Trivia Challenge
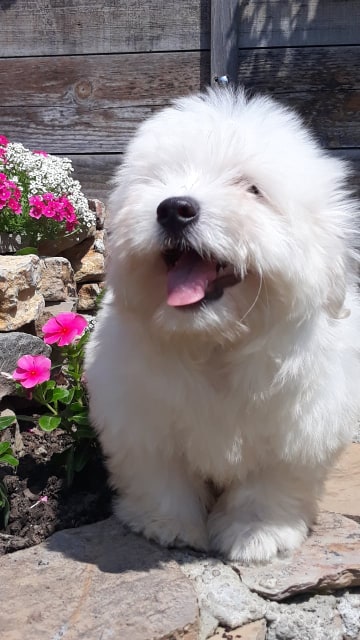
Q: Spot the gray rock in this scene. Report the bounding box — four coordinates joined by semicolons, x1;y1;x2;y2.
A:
37;225;96;256
337;591;360;639
62;230;107;284
209;620;267;640
0;333;51;398
0;255;44;331
265;595;343;640
88;198;107;230
77;282;105;311
2;516;199;640
39;257;76;302
173;552;266;636
233;512;360;600
199;610;219;640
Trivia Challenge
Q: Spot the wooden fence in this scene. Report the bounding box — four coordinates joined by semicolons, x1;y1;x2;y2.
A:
0;0;359;200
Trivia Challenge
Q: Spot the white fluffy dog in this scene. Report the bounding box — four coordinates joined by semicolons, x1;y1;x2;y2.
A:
85;88;360;563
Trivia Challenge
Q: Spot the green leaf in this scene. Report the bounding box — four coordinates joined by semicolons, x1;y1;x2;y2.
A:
0;416;17;430
72;426;96;440
15;247;38;256
0;441;18;467
71;414;89;426
38;415;62;432
70;401;84;412
0;442;12;456
0;453;19;467
0;482;10;528
65;445;75;486
60;387;75;405
44;380;56;391
52;388;71;403
0;490;6;509
43;381;57;402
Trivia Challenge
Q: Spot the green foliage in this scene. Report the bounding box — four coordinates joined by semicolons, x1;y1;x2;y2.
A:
0;441;19;468
0;417;19;527
13;325;98;486
0;416;17;430
0;317;98;530
0;481;10;528
0;140;96;243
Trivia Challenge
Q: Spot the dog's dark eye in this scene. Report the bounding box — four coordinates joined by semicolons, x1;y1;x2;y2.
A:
248;185;260;196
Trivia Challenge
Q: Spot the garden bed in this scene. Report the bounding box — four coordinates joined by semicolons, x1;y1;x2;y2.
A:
0;421;112;555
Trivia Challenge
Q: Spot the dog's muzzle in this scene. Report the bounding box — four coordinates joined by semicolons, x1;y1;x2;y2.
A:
157;196;199;237
156;196;243;309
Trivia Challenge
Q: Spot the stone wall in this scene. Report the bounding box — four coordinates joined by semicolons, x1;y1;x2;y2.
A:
0;199;107;399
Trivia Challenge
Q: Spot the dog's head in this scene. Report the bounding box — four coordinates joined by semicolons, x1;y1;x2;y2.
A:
108;88;357;343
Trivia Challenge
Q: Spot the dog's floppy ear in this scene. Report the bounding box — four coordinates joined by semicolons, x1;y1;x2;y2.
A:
323;256;350;319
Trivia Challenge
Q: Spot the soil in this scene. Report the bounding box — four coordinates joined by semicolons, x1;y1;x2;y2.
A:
0;420;112;555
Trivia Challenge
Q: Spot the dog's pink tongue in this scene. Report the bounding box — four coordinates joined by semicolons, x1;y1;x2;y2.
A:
167;252;217;306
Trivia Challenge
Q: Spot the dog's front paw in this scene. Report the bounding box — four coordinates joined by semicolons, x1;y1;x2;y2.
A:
208;510;308;563
114;495;208;551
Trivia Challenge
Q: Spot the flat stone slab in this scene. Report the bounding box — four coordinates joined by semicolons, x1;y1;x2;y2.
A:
320;443;360;518
233;512;360;601
176;555;266;634
2;517;199;640
209;620;266;640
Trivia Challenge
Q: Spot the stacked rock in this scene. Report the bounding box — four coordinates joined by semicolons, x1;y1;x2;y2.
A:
0;199;107;399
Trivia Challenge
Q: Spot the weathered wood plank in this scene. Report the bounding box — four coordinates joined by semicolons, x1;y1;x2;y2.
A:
68;154;121;201
0;0;210;57
68;149;360;203
1;0;359;57
0;51;209;108
0;51;208;153
238;0;360;47
0;47;358;153
237;46;360;149
211;0;239;85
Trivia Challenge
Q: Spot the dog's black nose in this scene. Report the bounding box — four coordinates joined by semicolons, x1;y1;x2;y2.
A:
157;196;199;233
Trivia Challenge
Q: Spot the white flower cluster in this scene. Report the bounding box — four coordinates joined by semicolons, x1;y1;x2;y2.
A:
4;143;96;230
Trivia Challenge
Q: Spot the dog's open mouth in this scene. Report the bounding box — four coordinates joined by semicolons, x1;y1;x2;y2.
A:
161;247;242;308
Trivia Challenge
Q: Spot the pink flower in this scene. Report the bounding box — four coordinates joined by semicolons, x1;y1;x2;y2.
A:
7;197;22;214
33;150;48;157
13;355;51;389
28;193;78;230
0;173;22;213
0;185;11;205
42;313;88;346
0;135;9;147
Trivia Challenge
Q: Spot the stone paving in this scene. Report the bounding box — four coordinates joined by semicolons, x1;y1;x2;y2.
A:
2;444;360;640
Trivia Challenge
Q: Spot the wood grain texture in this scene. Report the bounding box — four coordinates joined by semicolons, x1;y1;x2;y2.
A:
211;0;239;85
1;0;359;58
238;0;360;47
0;47;358;153
237;45;360;149
0;50;209;153
0;51;209;108
68;154;121;201
0;0;210;57
70;149;360;203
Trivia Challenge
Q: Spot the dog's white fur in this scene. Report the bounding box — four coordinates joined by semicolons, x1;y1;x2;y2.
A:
85;88;360;563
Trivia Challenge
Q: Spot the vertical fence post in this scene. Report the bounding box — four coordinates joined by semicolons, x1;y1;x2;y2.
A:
211;0;239;87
